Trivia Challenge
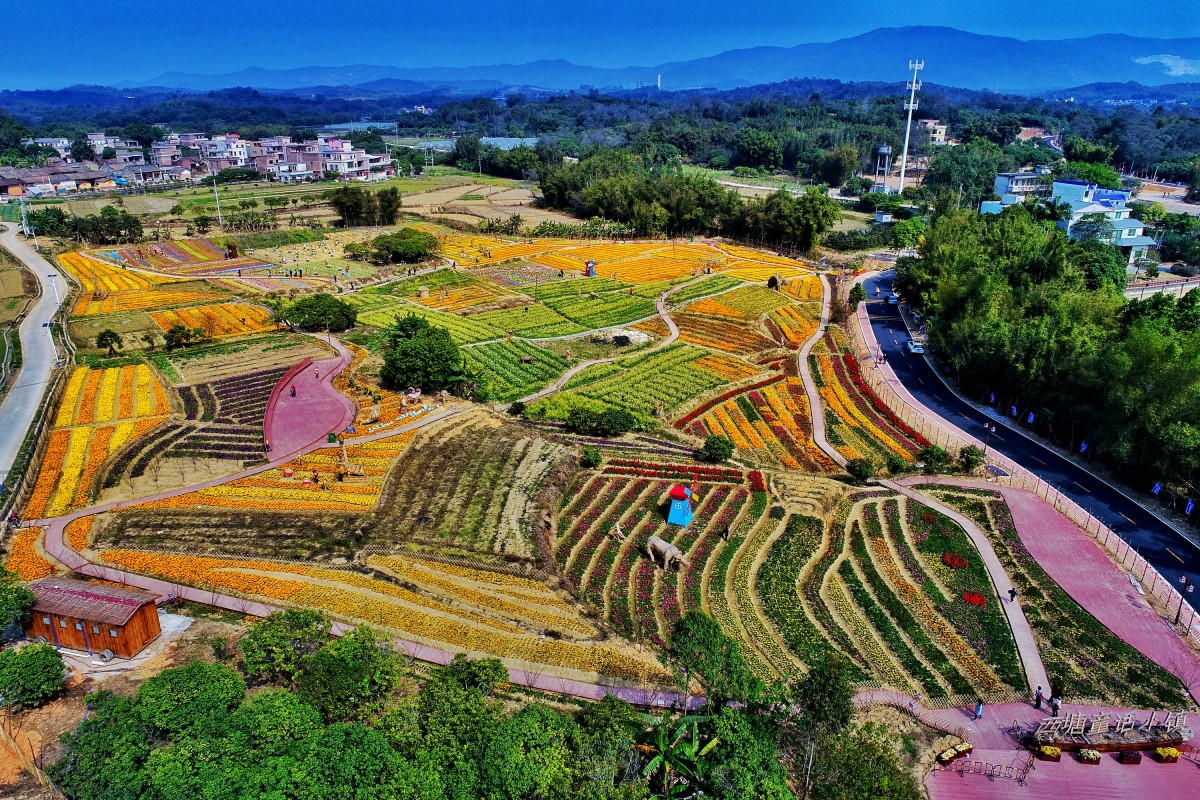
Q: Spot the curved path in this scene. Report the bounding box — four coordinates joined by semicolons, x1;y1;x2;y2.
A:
797;271;847;468
265;334;357;456
859;270;1200;586
0;225;64;482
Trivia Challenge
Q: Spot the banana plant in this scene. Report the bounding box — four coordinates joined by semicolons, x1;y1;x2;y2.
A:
636;713;719;798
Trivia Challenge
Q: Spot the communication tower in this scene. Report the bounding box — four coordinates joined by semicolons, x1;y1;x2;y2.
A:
897;60;924;194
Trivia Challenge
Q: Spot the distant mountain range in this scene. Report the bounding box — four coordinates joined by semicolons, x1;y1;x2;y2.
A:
123;26;1200;95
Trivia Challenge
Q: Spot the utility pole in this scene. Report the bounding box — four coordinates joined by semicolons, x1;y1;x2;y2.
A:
897;60;924;195
212;174;224;227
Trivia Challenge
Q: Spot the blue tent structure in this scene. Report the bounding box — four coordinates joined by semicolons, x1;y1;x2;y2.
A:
667;485;693;527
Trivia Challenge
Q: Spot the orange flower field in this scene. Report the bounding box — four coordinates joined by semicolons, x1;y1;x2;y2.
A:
4;527;56;581
150;303;277;338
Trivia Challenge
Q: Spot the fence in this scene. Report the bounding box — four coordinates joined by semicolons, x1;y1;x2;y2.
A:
846;300;1200;651
931;751;1034;785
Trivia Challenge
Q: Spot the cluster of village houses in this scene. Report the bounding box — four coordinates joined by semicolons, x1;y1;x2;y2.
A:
0;130;393;198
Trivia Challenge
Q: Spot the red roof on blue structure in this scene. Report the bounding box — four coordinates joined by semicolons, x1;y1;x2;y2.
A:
669;485;691;500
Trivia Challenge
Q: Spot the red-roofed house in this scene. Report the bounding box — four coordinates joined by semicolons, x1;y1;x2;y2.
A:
23;577;162;659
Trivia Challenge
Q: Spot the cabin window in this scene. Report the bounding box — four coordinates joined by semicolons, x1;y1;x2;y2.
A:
59;620;67;628
92;626;100;634
41;617;50;625
75;622;83;630
109;630;118;638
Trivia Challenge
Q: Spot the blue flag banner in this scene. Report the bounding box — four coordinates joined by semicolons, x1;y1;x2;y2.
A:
1152;482;1163;495
1027;412;1035;424
1010;405;1018;416
1188;499;1195;516
1080;441;1088;453
989;392;995;403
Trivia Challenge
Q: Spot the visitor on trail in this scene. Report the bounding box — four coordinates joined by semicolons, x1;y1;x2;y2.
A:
973;699;984;720
314;368;320;380
290;386;297;398
1050;697;1061;717
721;526;730;542
875;286;880;296
1008;588;1018;603
1034;686;1044;709
265;440;271;452
909;692;922;711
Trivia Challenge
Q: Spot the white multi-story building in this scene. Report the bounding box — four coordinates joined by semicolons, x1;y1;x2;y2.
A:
1052;180;1155;264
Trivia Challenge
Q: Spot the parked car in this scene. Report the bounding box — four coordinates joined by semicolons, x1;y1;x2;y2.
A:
906;339;925;354
887;293;900;305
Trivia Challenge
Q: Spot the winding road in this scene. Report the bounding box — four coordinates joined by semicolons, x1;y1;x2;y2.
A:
860;270;1200;586
0;225;65;490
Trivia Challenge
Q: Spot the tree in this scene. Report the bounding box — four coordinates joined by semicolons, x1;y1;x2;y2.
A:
163;324;208;351
847;284;866;310
370;228;438;264
193;214;213;234
298;626;403;723
791;651;855;737
701;435;735;463
100;147;117;160
241;609;332;684
49;691;151;800
1058;161;1122;189
916;445;952;473
137;661;245;736
281;294;357;332
581;446;602;468
890;217;925;250
95;329;123;357
0;643;64;710
1072;212;1116;243
817;145;860;187
0;566;35;631
380;316;465;393
1132;201;1167;224
705;708;793;800
669;611;760;701
70;137;95;162
1069;239;1127;292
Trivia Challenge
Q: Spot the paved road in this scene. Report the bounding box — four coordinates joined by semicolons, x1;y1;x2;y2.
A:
861;271;1200;585
0;225;64;487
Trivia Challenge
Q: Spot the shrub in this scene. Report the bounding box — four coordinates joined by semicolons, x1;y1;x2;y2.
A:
580;446;602;468
0;644;65;710
137;661;245;735
846;457;877;483
916;445;952;473
701;435;735;463
957;444;984;473
507;400;526;417
884;452;908;474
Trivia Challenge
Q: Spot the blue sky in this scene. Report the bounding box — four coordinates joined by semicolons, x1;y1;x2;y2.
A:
5;0;1200;89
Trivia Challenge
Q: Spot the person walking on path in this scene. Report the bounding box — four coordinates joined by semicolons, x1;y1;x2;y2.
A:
1008;588;1018;603
314;368;320;381
973;699;984;720
1034;686;1044;709
1050;697;1061;717
290;385;297;398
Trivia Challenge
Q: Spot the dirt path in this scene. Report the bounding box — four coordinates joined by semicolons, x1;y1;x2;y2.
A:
796;272;846;468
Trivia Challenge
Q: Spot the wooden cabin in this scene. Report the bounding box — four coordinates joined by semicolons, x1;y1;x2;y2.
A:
24;577;162;659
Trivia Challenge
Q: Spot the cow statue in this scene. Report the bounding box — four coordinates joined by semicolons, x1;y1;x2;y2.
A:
646;535;688;571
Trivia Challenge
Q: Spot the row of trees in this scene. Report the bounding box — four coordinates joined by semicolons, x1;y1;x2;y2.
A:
25;205;143;245
538;149;842;249
46;605;917;800
326;185;404;227
345;228;439;264
895;203;1200;490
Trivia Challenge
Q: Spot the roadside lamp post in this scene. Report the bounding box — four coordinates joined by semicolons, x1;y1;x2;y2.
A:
1175;575;1194;626
982;423;997;455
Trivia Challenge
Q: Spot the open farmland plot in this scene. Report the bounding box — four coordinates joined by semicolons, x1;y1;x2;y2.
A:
23;364;171;519
766;303;820;349
371;412;570;557
357;302;505;344
737;492;1024;697
470;304;585;338
814;335;928;463
919;486;1186;707
464;340;568;402
91;547;669;684
100;364;288;494
361;268;522;313
159;335;327;385
555;466;750;647
676;368;836;471
524;278;657;329
564;343;732;416
150;302;278;339
645;311;777;356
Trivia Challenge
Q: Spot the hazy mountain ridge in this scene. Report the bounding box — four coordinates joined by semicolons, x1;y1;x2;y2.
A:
122;26;1200;94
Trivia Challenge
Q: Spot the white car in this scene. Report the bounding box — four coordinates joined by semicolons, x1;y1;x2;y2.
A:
906;339;925;355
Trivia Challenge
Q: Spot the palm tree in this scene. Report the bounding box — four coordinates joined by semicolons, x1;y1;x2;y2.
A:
95;329;123;357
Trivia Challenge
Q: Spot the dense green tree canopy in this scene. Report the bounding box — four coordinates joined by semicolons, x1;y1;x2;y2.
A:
0;643;64;710
281;293;358;332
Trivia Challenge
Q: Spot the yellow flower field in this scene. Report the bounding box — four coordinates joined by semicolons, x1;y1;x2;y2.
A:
97;549;672;683
57;251;175;294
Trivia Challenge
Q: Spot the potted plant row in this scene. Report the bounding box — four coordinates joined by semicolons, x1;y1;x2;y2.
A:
1156;746;1180;764
1037;746;1061;763
1119;750;1142;765
1079;749;1101;765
